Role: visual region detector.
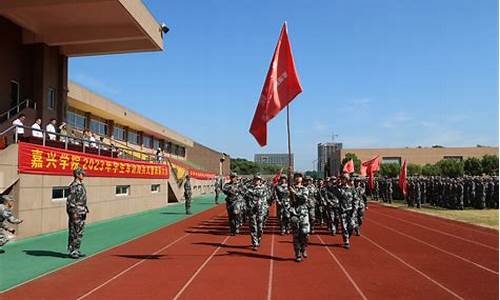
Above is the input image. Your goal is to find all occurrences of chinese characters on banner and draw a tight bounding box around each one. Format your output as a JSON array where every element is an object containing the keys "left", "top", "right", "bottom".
[
  {"left": 18, "top": 142, "right": 169, "bottom": 179},
  {"left": 189, "top": 170, "right": 215, "bottom": 180}
]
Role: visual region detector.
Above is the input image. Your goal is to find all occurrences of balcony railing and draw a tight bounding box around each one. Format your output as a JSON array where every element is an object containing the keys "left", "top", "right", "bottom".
[{"left": 0, "top": 99, "right": 37, "bottom": 123}]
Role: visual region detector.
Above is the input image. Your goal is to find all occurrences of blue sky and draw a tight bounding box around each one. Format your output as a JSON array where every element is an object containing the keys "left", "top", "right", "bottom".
[{"left": 69, "top": 0, "right": 498, "bottom": 171}]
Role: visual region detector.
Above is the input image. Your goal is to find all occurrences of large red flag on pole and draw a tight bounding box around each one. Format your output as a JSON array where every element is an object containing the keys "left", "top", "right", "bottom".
[
  {"left": 249, "top": 22, "right": 303, "bottom": 147},
  {"left": 343, "top": 159, "right": 354, "bottom": 174},
  {"left": 399, "top": 159, "right": 408, "bottom": 197},
  {"left": 362, "top": 156, "right": 381, "bottom": 191}
]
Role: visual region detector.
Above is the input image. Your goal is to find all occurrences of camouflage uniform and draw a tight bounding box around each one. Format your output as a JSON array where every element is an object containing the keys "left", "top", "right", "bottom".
[
  {"left": 323, "top": 182, "right": 340, "bottom": 235},
  {"left": 354, "top": 184, "right": 366, "bottom": 235},
  {"left": 338, "top": 185, "right": 355, "bottom": 248},
  {"left": 290, "top": 183, "right": 310, "bottom": 261},
  {"left": 275, "top": 182, "right": 291, "bottom": 235},
  {"left": 184, "top": 178, "right": 193, "bottom": 214},
  {"left": 305, "top": 179, "right": 317, "bottom": 233},
  {"left": 222, "top": 179, "right": 244, "bottom": 235},
  {"left": 0, "top": 196, "right": 23, "bottom": 248},
  {"left": 244, "top": 180, "right": 270, "bottom": 249},
  {"left": 66, "top": 173, "right": 89, "bottom": 258},
  {"left": 214, "top": 176, "right": 223, "bottom": 204}
]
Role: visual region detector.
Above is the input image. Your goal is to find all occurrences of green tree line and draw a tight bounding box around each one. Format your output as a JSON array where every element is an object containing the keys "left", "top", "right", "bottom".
[{"left": 230, "top": 158, "right": 283, "bottom": 175}]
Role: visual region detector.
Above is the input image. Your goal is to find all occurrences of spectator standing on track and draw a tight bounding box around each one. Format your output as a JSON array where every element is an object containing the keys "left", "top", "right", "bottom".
[
  {"left": 31, "top": 118, "right": 43, "bottom": 138},
  {"left": 184, "top": 175, "right": 193, "bottom": 214},
  {"left": 46, "top": 118, "right": 57, "bottom": 140},
  {"left": 289, "top": 172, "right": 310, "bottom": 262},
  {"left": 12, "top": 114, "right": 26, "bottom": 141},
  {"left": 0, "top": 195, "right": 23, "bottom": 252},
  {"left": 66, "top": 167, "right": 89, "bottom": 259}
]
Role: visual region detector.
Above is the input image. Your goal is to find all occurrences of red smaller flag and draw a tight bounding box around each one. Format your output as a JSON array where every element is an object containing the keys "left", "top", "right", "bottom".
[
  {"left": 272, "top": 168, "right": 284, "bottom": 186},
  {"left": 362, "top": 156, "right": 380, "bottom": 191},
  {"left": 399, "top": 159, "right": 408, "bottom": 197},
  {"left": 343, "top": 159, "right": 354, "bottom": 174}
]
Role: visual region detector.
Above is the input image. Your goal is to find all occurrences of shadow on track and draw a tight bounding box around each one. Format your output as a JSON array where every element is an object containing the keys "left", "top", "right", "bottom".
[
  {"left": 221, "top": 250, "right": 295, "bottom": 262},
  {"left": 113, "top": 254, "right": 169, "bottom": 260},
  {"left": 23, "top": 250, "right": 69, "bottom": 258}
]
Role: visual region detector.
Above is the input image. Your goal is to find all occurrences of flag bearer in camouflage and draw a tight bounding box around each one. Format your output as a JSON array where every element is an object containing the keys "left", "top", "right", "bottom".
[
  {"left": 244, "top": 175, "right": 270, "bottom": 250},
  {"left": 289, "top": 172, "right": 310, "bottom": 262},
  {"left": 222, "top": 173, "right": 243, "bottom": 235},
  {"left": 323, "top": 177, "right": 340, "bottom": 235},
  {"left": 67, "top": 167, "right": 89, "bottom": 259},
  {"left": 338, "top": 174, "right": 355, "bottom": 249},
  {"left": 184, "top": 175, "right": 193, "bottom": 214},
  {"left": 0, "top": 195, "right": 23, "bottom": 251},
  {"left": 304, "top": 176, "right": 317, "bottom": 233},
  {"left": 275, "top": 175, "right": 291, "bottom": 235}
]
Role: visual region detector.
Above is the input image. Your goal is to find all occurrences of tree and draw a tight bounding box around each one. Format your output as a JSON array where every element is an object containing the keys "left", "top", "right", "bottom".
[
  {"left": 464, "top": 157, "right": 483, "bottom": 176},
  {"left": 481, "top": 155, "right": 499, "bottom": 175},
  {"left": 421, "top": 164, "right": 441, "bottom": 176},
  {"left": 407, "top": 163, "right": 422, "bottom": 176},
  {"left": 304, "top": 170, "right": 319, "bottom": 179},
  {"left": 436, "top": 159, "right": 464, "bottom": 178},
  {"left": 379, "top": 163, "right": 400, "bottom": 178},
  {"left": 341, "top": 153, "right": 361, "bottom": 173},
  {"left": 230, "top": 158, "right": 282, "bottom": 175}
]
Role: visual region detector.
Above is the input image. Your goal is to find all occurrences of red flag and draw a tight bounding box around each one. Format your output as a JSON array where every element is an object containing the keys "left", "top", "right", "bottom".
[
  {"left": 272, "top": 168, "right": 283, "bottom": 186},
  {"left": 399, "top": 159, "right": 408, "bottom": 197},
  {"left": 362, "top": 156, "right": 380, "bottom": 191},
  {"left": 343, "top": 159, "right": 354, "bottom": 174},
  {"left": 360, "top": 165, "right": 367, "bottom": 177},
  {"left": 249, "top": 22, "right": 303, "bottom": 146}
]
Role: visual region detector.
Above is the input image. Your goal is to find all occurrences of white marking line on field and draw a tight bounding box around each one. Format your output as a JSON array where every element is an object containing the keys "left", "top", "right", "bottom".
[
  {"left": 367, "top": 219, "right": 498, "bottom": 275},
  {"left": 172, "top": 236, "right": 230, "bottom": 300},
  {"left": 362, "top": 234, "right": 464, "bottom": 300},
  {"left": 267, "top": 233, "right": 275, "bottom": 300},
  {"left": 317, "top": 235, "right": 368, "bottom": 300},
  {"left": 76, "top": 233, "right": 190, "bottom": 300},
  {"left": 369, "top": 210, "right": 498, "bottom": 251}
]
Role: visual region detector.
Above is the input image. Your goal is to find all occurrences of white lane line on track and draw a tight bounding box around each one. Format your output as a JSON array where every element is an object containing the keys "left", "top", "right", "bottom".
[
  {"left": 267, "top": 233, "right": 275, "bottom": 300},
  {"left": 317, "top": 235, "right": 368, "bottom": 300},
  {"left": 366, "top": 219, "right": 499, "bottom": 275},
  {"left": 76, "top": 233, "right": 190, "bottom": 300},
  {"left": 369, "top": 210, "right": 498, "bottom": 251},
  {"left": 172, "top": 235, "right": 230, "bottom": 300},
  {"left": 362, "top": 235, "right": 465, "bottom": 300}
]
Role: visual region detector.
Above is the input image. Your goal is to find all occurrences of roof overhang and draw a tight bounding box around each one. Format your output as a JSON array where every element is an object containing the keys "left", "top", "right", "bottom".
[{"left": 0, "top": 0, "right": 164, "bottom": 56}]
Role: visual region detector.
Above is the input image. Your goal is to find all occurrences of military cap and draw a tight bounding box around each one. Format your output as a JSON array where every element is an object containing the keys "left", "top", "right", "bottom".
[
  {"left": 253, "top": 174, "right": 263, "bottom": 180},
  {"left": 293, "top": 172, "right": 303, "bottom": 178},
  {"left": 1, "top": 195, "right": 14, "bottom": 202},
  {"left": 73, "top": 167, "right": 85, "bottom": 177},
  {"left": 279, "top": 174, "right": 288, "bottom": 179},
  {"left": 230, "top": 172, "right": 238, "bottom": 178}
]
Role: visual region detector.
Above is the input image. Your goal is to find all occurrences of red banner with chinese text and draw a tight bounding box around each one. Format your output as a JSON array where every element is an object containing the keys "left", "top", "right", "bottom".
[{"left": 18, "top": 142, "right": 169, "bottom": 179}]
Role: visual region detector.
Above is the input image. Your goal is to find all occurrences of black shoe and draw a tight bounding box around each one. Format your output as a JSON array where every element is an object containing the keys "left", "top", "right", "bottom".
[
  {"left": 0, "top": 249, "right": 5, "bottom": 254},
  {"left": 295, "top": 256, "right": 302, "bottom": 262},
  {"left": 69, "top": 252, "right": 80, "bottom": 259},
  {"left": 252, "top": 245, "right": 258, "bottom": 251},
  {"left": 235, "top": 229, "right": 240, "bottom": 234},
  {"left": 343, "top": 243, "right": 350, "bottom": 249},
  {"left": 230, "top": 232, "right": 236, "bottom": 236}
]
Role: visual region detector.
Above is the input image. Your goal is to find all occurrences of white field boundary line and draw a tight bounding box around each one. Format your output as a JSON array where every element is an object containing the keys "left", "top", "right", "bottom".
[
  {"left": 0, "top": 204, "right": 223, "bottom": 294},
  {"left": 317, "top": 235, "right": 368, "bottom": 300},
  {"left": 77, "top": 233, "right": 190, "bottom": 300},
  {"left": 267, "top": 233, "right": 276, "bottom": 300},
  {"left": 172, "top": 236, "right": 230, "bottom": 300},
  {"left": 371, "top": 202, "right": 499, "bottom": 234},
  {"left": 366, "top": 219, "right": 498, "bottom": 275},
  {"left": 362, "top": 235, "right": 465, "bottom": 300},
  {"left": 369, "top": 210, "right": 498, "bottom": 251}
]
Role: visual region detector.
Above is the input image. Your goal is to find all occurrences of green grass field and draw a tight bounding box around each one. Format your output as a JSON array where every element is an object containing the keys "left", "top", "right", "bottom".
[{"left": 375, "top": 200, "right": 499, "bottom": 229}]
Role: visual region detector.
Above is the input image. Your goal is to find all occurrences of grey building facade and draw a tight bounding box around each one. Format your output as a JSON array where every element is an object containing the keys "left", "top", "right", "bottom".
[
  {"left": 254, "top": 153, "right": 294, "bottom": 169},
  {"left": 317, "top": 143, "right": 343, "bottom": 178}
]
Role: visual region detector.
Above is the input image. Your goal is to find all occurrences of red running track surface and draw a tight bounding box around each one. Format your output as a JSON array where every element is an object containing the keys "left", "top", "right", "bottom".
[{"left": 2, "top": 203, "right": 498, "bottom": 300}]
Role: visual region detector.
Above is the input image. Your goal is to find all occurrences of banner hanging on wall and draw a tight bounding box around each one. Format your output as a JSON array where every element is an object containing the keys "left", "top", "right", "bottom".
[{"left": 18, "top": 142, "right": 169, "bottom": 179}]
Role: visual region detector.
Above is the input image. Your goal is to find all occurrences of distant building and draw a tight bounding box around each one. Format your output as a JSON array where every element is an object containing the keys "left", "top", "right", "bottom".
[
  {"left": 317, "top": 143, "right": 343, "bottom": 178},
  {"left": 254, "top": 153, "right": 294, "bottom": 169},
  {"left": 341, "top": 146, "right": 499, "bottom": 165}
]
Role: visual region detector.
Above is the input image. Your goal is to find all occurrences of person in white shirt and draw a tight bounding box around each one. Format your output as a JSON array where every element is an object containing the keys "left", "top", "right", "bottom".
[
  {"left": 46, "top": 118, "right": 57, "bottom": 141},
  {"left": 12, "top": 114, "right": 26, "bottom": 141},
  {"left": 89, "top": 132, "right": 97, "bottom": 148},
  {"left": 31, "top": 118, "right": 43, "bottom": 138}
]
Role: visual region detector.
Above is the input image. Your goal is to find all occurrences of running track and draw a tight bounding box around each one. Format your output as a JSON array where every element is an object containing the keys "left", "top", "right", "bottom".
[{"left": 2, "top": 203, "right": 498, "bottom": 299}]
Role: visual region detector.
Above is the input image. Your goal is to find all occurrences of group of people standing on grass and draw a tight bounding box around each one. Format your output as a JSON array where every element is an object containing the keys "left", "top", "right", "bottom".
[
  {"left": 374, "top": 176, "right": 499, "bottom": 210},
  {"left": 220, "top": 172, "right": 367, "bottom": 262}
]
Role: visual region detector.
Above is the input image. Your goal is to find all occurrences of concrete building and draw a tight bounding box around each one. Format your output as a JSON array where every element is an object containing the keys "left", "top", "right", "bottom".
[
  {"left": 341, "top": 147, "right": 499, "bottom": 165},
  {"left": 0, "top": 1, "right": 229, "bottom": 240},
  {"left": 254, "top": 153, "right": 294, "bottom": 169},
  {"left": 317, "top": 142, "right": 343, "bottom": 177}
]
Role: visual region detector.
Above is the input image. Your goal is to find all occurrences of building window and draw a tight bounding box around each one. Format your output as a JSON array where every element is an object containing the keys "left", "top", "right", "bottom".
[
  {"left": 127, "top": 129, "right": 139, "bottom": 145},
  {"left": 90, "top": 119, "right": 108, "bottom": 136},
  {"left": 143, "top": 135, "right": 152, "bottom": 149},
  {"left": 165, "top": 141, "right": 172, "bottom": 153},
  {"left": 48, "top": 88, "right": 56, "bottom": 110},
  {"left": 116, "top": 185, "right": 130, "bottom": 196},
  {"left": 52, "top": 186, "right": 70, "bottom": 201},
  {"left": 151, "top": 184, "right": 160, "bottom": 193},
  {"left": 10, "top": 81, "right": 19, "bottom": 106},
  {"left": 67, "top": 110, "right": 86, "bottom": 130},
  {"left": 382, "top": 157, "right": 401, "bottom": 165},
  {"left": 113, "top": 125, "right": 125, "bottom": 141},
  {"left": 153, "top": 138, "right": 160, "bottom": 150},
  {"left": 444, "top": 156, "right": 463, "bottom": 161},
  {"left": 178, "top": 146, "right": 186, "bottom": 157}
]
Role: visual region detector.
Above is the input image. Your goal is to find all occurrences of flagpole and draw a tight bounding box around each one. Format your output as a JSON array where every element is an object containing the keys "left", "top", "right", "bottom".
[{"left": 286, "top": 105, "right": 292, "bottom": 181}]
